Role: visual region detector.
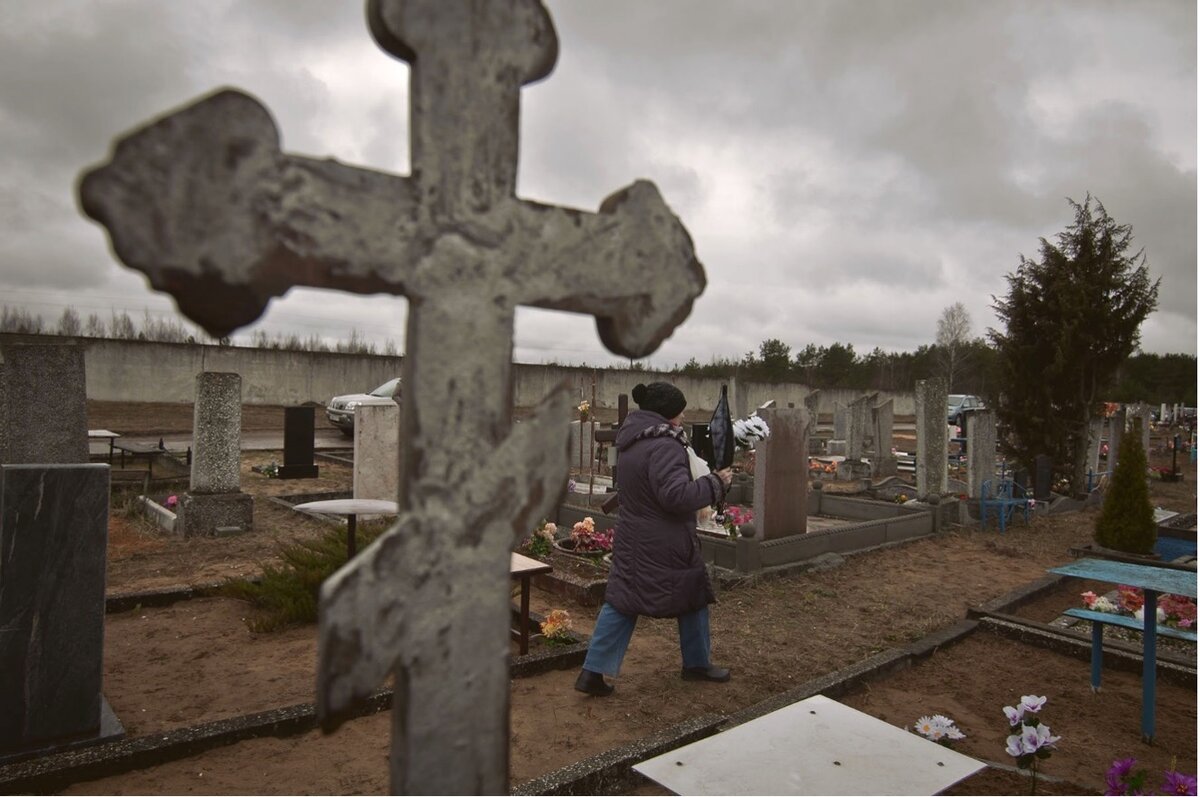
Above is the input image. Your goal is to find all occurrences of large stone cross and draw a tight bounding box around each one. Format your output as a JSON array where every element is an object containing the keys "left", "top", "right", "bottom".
[{"left": 79, "top": 1, "right": 704, "bottom": 792}]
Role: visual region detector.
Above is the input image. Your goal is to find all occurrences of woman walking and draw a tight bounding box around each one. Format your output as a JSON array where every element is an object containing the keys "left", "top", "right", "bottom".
[{"left": 574, "top": 382, "right": 733, "bottom": 696}]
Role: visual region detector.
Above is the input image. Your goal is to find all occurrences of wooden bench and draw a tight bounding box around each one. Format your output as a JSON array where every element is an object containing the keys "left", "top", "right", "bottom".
[{"left": 1064, "top": 607, "right": 1197, "bottom": 691}]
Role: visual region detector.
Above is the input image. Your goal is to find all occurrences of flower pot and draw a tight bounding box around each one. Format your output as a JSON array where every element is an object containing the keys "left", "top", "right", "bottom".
[{"left": 553, "top": 538, "right": 608, "bottom": 560}]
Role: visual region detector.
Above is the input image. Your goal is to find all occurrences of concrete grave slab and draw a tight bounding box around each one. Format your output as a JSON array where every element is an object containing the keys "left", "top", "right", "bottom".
[{"left": 634, "top": 694, "right": 984, "bottom": 796}]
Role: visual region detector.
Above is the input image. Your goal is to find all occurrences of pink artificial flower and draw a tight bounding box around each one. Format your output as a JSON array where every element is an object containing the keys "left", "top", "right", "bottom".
[
  {"left": 1081, "top": 591, "right": 1098, "bottom": 608},
  {"left": 165, "top": 495, "right": 178, "bottom": 508},
  {"left": 1161, "top": 770, "right": 1198, "bottom": 796}
]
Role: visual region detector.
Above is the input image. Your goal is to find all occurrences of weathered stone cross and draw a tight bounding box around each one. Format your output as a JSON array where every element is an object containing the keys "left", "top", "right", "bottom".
[{"left": 79, "top": 1, "right": 704, "bottom": 792}]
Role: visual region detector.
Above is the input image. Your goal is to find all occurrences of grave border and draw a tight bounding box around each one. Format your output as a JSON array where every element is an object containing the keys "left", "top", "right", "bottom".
[{"left": 14, "top": 569, "right": 1192, "bottom": 793}]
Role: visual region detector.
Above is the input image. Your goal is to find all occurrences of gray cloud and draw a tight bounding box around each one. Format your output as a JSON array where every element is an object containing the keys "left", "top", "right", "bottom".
[{"left": 0, "top": 0, "right": 1192, "bottom": 367}]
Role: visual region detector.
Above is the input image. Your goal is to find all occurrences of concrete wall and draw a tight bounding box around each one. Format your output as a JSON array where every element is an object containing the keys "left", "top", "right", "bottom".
[{"left": 3, "top": 333, "right": 915, "bottom": 415}]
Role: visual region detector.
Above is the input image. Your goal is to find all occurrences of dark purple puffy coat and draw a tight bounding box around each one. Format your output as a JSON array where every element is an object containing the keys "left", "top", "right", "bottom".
[{"left": 604, "top": 409, "right": 726, "bottom": 618}]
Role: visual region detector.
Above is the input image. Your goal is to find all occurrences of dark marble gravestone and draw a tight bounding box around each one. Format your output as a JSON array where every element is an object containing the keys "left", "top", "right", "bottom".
[
  {"left": 278, "top": 406, "right": 319, "bottom": 479},
  {"left": 1034, "top": 453, "right": 1053, "bottom": 501},
  {"left": 0, "top": 464, "right": 123, "bottom": 760}
]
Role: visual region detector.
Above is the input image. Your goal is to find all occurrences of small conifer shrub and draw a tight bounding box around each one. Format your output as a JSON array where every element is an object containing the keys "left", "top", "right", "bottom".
[
  {"left": 1094, "top": 419, "right": 1156, "bottom": 555},
  {"left": 223, "top": 520, "right": 387, "bottom": 631}
]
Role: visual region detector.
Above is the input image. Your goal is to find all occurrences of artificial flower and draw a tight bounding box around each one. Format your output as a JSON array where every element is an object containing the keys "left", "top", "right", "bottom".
[
  {"left": 1005, "top": 734, "right": 1024, "bottom": 757},
  {"left": 1161, "top": 770, "right": 1198, "bottom": 796},
  {"left": 1004, "top": 704, "right": 1025, "bottom": 726},
  {"left": 1020, "top": 695, "right": 1047, "bottom": 713}
]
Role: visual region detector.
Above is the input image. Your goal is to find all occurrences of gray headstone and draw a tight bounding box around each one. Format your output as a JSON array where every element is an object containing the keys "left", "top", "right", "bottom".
[
  {"left": 1134, "top": 404, "right": 1152, "bottom": 459},
  {"left": 1086, "top": 416, "right": 1104, "bottom": 477},
  {"left": 353, "top": 399, "right": 400, "bottom": 502},
  {"left": 78, "top": 2, "right": 704, "bottom": 791},
  {"left": 870, "top": 399, "right": 895, "bottom": 476},
  {"left": 846, "top": 393, "right": 877, "bottom": 460},
  {"left": 190, "top": 372, "right": 242, "bottom": 493},
  {"left": 832, "top": 402, "right": 848, "bottom": 441},
  {"left": 178, "top": 372, "right": 252, "bottom": 537},
  {"left": 915, "top": 378, "right": 949, "bottom": 500},
  {"left": 751, "top": 407, "right": 810, "bottom": 539},
  {"left": 0, "top": 464, "right": 115, "bottom": 753},
  {"left": 965, "top": 409, "right": 997, "bottom": 500},
  {"left": 568, "top": 419, "right": 595, "bottom": 469},
  {"left": 0, "top": 343, "right": 89, "bottom": 465},
  {"left": 1109, "top": 407, "right": 1127, "bottom": 473}
]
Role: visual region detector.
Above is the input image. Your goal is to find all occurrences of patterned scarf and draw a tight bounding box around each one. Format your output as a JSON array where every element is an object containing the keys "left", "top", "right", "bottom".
[{"left": 629, "top": 422, "right": 690, "bottom": 448}]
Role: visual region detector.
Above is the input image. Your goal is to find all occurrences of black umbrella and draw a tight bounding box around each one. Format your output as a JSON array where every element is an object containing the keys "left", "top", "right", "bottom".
[{"left": 710, "top": 385, "right": 735, "bottom": 471}]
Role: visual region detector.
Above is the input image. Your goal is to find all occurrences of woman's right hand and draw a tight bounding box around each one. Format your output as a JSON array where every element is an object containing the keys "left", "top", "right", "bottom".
[{"left": 715, "top": 468, "right": 733, "bottom": 486}]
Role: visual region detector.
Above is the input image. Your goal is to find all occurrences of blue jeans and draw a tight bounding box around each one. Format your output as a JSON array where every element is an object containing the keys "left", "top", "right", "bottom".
[{"left": 581, "top": 602, "right": 711, "bottom": 677}]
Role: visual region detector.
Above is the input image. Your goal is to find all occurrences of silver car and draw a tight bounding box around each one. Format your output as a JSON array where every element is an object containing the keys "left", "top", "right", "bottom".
[
  {"left": 326, "top": 377, "right": 401, "bottom": 437},
  {"left": 947, "top": 394, "right": 984, "bottom": 428}
]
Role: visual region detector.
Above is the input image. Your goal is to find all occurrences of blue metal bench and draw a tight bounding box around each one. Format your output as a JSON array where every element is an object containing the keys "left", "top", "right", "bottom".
[
  {"left": 1064, "top": 607, "right": 1197, "bottom": 692},
  {"left": 979, "top": 478, "right": 1030, "bottom": 533}
]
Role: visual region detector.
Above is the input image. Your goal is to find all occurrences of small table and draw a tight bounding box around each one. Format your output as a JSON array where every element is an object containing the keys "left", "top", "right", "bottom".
[
  {"left": 292, "top": 498, "right": 399, "bottom": 558},
  {"left": 1048, "top": 557, "right": 1197, "bottom": 743},
  {"left": 88, "top": 429, "right": 120, "bottom": 464},
  {"left": 510, "top": 552, "right": 552, "bottom": 655}
]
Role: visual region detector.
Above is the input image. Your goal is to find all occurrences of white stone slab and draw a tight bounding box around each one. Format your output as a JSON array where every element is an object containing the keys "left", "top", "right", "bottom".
[{"left": 633, "top": 695, "right": 984, "bottom": 796}]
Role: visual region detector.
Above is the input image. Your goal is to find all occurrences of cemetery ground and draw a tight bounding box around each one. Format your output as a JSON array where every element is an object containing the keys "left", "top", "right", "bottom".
[{"left": 34, "top": 403, "right": 1198, "bottom": 793}]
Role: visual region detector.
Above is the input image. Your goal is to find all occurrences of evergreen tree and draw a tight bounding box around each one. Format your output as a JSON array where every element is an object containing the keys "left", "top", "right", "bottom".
[
  {"left": 1094, "top": 418, "right": 1156, "bottom": 554},
  {"left": 990, "top": 196, "right": 1159, "bottom": 495}
]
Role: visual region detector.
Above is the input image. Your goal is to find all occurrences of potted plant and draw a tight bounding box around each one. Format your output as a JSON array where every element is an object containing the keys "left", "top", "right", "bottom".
[{"left": 554, "top": 516, "right": 613, "bottom": 559}]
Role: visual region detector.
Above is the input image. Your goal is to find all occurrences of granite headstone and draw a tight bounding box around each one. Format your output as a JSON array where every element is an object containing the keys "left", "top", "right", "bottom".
[{"left": 0, "top": 464, "right": 123, "bottom": 757}]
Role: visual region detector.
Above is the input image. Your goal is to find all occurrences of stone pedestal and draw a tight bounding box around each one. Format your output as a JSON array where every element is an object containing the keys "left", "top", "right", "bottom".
[
  {"left": 0, "top": 464, "right": 124, "bottom": 758},
  {"left": 181, "top": 372, "right": 253, "bottom": 537},
  {"left": 836, "top": 459, "right": 871, "bottom": 481},
  {"left": 177, "top": 491, "right": 254, "bottom": 537}
]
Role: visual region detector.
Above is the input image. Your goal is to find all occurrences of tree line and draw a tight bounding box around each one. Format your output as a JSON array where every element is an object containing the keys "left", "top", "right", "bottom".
[
  {"left": 0, "top": 305, "right": 389, "bottom": 355},
  {"left": 670, "top": 338, "right": 1193, "bottom": 406}
]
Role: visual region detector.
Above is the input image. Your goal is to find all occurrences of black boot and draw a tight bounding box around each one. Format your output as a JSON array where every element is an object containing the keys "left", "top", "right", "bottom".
[
  {"left": 574, "top": 669, "right": 614, "bottom": 696},
  {"left": 681, "top": 665, "right": 731, "bottom": 682}
]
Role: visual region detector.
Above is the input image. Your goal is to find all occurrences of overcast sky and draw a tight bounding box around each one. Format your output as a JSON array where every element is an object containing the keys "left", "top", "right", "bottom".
[{"left": 1, "top": 1, "right": 1195, "bottom": 369}]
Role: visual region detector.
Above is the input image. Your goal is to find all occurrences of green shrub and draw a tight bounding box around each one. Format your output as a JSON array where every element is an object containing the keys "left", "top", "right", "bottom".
[
  {"left": 222, "top": 520, "right": 388, "bottom": 631},
  {"left": 1094, "top": 419, "right": 1157, "bottom": 554}
]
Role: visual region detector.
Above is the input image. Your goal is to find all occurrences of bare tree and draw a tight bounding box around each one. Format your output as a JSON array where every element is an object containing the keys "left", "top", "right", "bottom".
[
  {"left": 57, "top": 306, "right": 82, "bottom": 336},
  {"left": 936, "top": 302, "right": 972, "bottom": 390},
  {"left": 0, "top": 306, "right": 44, "bottom": 334},
  {"left": 84, "top": 313, "right": 106, "bottom": 337},
  {"left": 110, "top": 310, "right": 136, "bottom": 339}
]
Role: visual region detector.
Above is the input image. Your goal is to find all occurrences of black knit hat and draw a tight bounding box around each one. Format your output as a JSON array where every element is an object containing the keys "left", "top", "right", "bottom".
[{"left": 632, "top": 382, "right": 687, "bottom": 420}]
